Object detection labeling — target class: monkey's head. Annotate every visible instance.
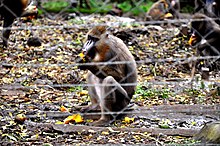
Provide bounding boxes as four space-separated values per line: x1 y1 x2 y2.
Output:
188 13 214 46
78 26 111 70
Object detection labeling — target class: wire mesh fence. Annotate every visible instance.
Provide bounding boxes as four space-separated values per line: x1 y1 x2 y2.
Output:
0 0 220 145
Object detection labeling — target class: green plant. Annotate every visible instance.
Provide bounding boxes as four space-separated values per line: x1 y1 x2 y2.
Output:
135 84 171 99
67 86 83 92
117 1 153 16
184 89 200 96
181 5 194 13
42 1 69 13
40 0 155 16
117 1 132 13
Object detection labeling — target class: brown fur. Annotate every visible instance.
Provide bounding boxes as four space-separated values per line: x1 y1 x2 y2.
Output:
88 26 107 38
146 0 180 20
78 26 137 126
21 0 29 10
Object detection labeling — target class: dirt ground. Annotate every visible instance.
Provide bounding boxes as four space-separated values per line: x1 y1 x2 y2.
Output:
0 14 220 145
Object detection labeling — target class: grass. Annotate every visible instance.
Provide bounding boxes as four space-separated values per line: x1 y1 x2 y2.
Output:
42 1 69 13
40 0 154 16
135 84 172 99
67 86 83 92
119 1 154 16
40 0 194 17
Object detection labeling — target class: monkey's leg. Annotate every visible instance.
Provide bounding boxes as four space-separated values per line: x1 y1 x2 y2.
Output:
194 5 203 13
92 76 129 126
2 17 14 47
79 71 101 112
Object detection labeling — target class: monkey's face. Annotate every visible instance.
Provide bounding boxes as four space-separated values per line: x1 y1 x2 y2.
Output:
188 23 203 46
188 15 209 46
78 26 109 70
79 35 99 64
206 0 218 16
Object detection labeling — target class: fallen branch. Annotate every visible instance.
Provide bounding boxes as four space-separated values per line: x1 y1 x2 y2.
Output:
24 120 198 137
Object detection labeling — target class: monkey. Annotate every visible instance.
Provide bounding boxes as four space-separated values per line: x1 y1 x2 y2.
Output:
212 1 220 18
77 26 137 126
146 0 180 21
0 0 38 47
194 0 220 23
168 0 180 18
194 0 206 14
188 13 220 70
208 0 220 24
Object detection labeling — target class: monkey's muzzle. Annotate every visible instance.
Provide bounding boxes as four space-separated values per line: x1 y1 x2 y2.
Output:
77 40 95 69
82 40 95 53
21 5 38 19
80 39 96 62
188 33 197 46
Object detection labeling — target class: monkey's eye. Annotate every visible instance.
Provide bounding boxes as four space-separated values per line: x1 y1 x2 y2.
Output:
88 35 99 42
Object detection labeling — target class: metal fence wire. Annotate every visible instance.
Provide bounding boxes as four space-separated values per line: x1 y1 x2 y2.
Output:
0 0 220 145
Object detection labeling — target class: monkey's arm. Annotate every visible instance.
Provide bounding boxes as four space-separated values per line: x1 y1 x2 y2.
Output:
194 0 205 13
198 37 219 53
2 17 14 47
194 5 204 13
113 80 128 98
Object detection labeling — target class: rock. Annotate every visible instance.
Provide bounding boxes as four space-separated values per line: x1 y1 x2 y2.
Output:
27 37 42 47
194 121 220 144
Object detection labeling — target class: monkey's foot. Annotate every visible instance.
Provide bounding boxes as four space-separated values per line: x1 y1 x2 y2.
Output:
91 118 111 127
0 41 7 49
74 104 100 113
81 104 101 112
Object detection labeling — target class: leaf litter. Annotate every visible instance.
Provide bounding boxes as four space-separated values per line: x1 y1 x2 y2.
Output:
0 14 219 145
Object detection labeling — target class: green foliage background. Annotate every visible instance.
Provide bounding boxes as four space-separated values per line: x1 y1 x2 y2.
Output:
42 0 154 16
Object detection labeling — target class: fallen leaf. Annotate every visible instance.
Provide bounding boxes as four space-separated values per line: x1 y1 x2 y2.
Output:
15 114 27 124
101 131 109 135
55 121 64 124
63 113 83 124
124 117 134 123
60 105 69 112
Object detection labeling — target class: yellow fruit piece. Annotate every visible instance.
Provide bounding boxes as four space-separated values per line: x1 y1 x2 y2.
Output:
188 35 197 45
79 53 86 62
79 53 85 59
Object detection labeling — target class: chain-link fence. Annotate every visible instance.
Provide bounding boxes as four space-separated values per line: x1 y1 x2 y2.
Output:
0 0 220 145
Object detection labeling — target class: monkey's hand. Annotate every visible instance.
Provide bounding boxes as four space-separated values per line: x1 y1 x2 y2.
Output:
76 52 91 70
79 53 86 62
